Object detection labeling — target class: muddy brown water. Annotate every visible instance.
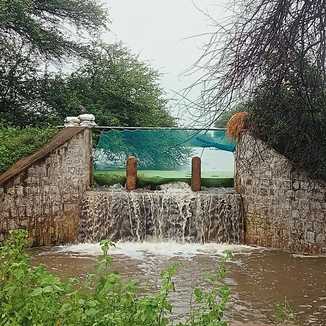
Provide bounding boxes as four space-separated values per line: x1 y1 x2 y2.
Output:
31 242 326 326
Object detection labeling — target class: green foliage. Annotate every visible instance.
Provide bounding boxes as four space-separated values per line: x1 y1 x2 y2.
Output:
0 42 175 128
248 61 326 181
40 43 175 127
273 298 296 325
0 40 45 127
182 252 232 326
0 2 174 129
0 0 109 127
0 230 232 326
0 0 108 59
0 127 57 173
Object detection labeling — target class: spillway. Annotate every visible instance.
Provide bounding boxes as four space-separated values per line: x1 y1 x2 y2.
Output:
79 184 243 244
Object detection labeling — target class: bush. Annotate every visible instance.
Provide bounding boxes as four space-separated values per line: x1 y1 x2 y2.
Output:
0 127 57 174
0 230 231 326
247 64 326 181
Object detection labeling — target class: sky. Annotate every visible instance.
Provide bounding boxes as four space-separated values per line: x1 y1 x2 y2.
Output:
103 0 227 125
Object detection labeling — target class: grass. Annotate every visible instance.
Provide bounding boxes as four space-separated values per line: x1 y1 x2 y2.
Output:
94 169 234 189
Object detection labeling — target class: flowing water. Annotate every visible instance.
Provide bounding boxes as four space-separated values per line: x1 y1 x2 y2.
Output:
32 242 326 326
80 185 242 244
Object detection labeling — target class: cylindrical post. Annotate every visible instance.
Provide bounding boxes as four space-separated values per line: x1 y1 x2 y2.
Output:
191 157 201 192
126 156 137 190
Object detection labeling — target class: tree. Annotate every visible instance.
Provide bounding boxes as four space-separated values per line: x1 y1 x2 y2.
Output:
0 2 175 129
248 60 326 180
190 0 326 180
40 43 175 127
0 0 108 126
192 0 326 122
0 0 108 60
0 40 42 126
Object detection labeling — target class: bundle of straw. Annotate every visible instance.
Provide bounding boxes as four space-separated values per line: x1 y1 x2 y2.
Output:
226 112 248 140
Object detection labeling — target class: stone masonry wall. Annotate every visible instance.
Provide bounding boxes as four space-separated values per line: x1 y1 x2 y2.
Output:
0 129 92 246
236 132 326 254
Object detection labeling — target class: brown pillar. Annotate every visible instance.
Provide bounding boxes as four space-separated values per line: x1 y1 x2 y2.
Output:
191 156 201 192
126 156 137 190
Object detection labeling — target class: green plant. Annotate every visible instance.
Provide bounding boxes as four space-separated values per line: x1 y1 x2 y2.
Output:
178 252 232 326
0 230 68 325
0 0 108 128
41 43 176 128
247 61 326 181
0 230 232 326
0 127 57 173
273 298 296 325
1 42 176 128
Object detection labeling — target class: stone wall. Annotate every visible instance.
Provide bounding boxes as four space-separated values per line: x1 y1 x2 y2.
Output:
0 128 92 246
236 132 326 254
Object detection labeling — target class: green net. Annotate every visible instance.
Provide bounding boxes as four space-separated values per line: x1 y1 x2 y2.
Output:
94 129 236 188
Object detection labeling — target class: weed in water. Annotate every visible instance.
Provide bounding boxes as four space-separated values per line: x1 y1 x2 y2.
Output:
273 298 296 325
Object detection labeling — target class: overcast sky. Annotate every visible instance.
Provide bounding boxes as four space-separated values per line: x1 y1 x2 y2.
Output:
103 0 226 125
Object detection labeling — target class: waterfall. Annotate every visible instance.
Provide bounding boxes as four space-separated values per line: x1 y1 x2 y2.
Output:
79 184 243 244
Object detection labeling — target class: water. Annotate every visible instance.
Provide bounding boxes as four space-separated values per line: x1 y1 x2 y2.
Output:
80 185 242 244
32 242 326 326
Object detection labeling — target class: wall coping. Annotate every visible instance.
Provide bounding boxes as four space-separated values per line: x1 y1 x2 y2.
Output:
0 127 86 186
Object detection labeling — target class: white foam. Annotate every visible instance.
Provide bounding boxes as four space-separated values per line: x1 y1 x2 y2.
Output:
55 241 256 259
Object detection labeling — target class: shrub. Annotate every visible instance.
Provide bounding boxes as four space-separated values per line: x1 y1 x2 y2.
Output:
0 230 231 326
0 127 57 174
245 62 326 181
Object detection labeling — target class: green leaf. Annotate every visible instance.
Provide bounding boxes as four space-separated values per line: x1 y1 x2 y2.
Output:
43 286 54 293
31 287 43 296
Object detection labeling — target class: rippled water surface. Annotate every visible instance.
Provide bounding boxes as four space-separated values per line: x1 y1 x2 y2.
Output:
31 242 326 326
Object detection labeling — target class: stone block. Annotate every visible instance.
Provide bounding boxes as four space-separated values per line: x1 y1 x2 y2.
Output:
17 206 26 217
7 220 16 229
316 234 325 244
26 205 33 217
10 206 18 217
19 219 29 228
64 203 77 212
259 188 269 196
292 181 300 191
305 231 316 244
291 210 299 219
